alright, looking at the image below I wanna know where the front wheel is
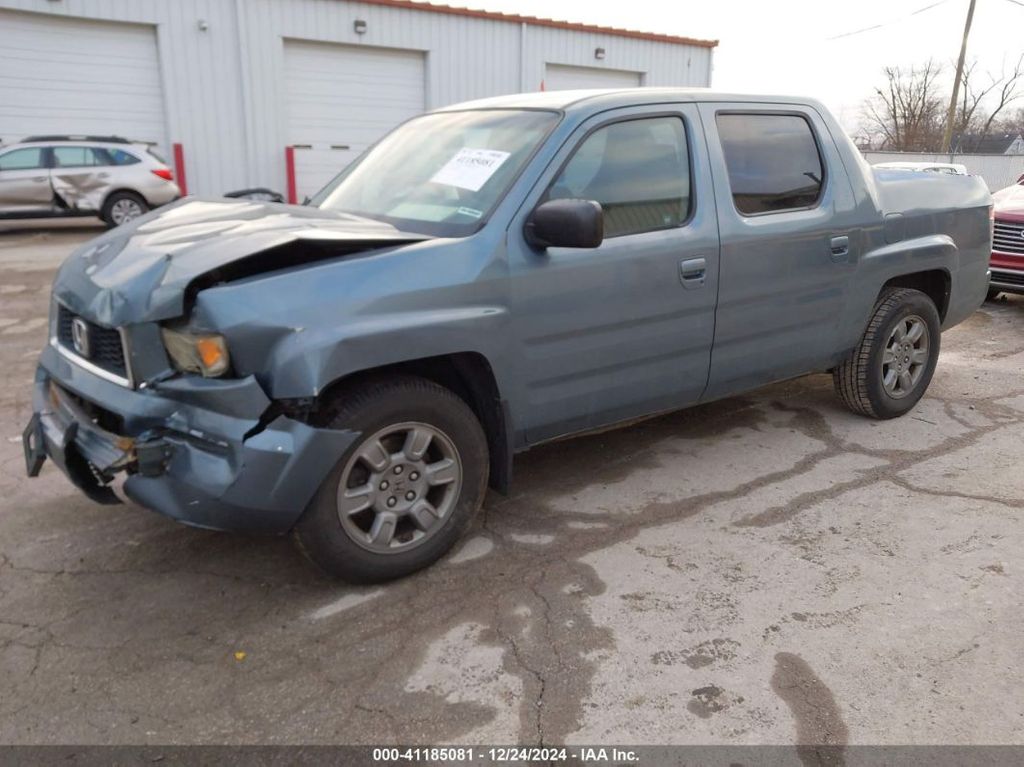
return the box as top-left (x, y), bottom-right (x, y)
top-left (833, 287), bottom-right (941, 419)
top-left (293, 376), bottom-right (489, 582)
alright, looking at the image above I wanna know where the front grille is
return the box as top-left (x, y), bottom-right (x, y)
top-left (56, 304), bottom-right (129, 380)
top-left (56, 383), bottom-right (127, 435)
top-left (993, 219), bottom-right (1024, 255)
top-left (992, 269), bottom-right (1024, 287)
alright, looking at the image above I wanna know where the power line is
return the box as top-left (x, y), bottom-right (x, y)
top-left (827, 0), bottom-right (950, 40)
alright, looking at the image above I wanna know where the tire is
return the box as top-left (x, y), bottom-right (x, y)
top-left (833, 287), bottom-right (941, 419)
top-left (986, 287), bottom-right (1002, 302)
top-left (101, 191), bottom-right (149, 227)
top-left (293, 376), bottom-right (489, 583)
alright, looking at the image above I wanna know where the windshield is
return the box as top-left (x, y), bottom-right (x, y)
top-left (314, 109), bottom-right (559, 236)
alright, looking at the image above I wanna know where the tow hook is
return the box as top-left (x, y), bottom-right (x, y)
top-left (135, 439), bottom-right (174, 477)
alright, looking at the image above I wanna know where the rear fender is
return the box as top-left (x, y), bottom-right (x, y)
top-left (838, 234), bottom-right (956, 353)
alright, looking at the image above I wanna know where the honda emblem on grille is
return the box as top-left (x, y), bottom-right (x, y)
top-left (70, 318), bottom-right (91, 358)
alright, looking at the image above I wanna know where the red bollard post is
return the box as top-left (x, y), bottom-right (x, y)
top-left (172, 143), bottom-right (188, 196)
top-left (285, 146), bottom-right (297, 204)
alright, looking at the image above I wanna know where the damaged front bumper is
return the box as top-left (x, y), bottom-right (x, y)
top-left (23, 344), bottom-right (357, 534)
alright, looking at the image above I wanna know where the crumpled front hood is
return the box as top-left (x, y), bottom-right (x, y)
top-left (53, 198), bottom-right (432, 326)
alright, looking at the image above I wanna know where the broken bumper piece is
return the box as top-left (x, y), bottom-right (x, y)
top-left (25, 347), bottom-right (357, 534)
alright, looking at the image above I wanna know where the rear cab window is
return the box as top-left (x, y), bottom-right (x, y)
top-left (715, 113), bottom-right (824, 215)
top-left (546, 115), bottom-right (691, 238)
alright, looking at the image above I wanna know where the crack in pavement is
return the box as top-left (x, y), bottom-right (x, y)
top-left (771, 651), bottom-right (848, 766)
top-left (735, 392), bottom-right (1024, 527)
top-left (7, 380), bottom-right (1024, 743)
top-left (2, 280), bottom-right (1024, 744)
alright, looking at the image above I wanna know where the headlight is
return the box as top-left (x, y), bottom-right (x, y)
top-left (161, 327), bottom-right (231, 377)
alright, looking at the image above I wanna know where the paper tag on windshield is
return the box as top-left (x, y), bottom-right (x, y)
top-left (430, 148), bottom-right (510, 192)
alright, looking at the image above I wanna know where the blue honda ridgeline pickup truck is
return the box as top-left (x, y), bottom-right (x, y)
top-left (24, 89), bottom-right (992, 582)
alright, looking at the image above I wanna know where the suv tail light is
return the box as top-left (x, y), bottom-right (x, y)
top-left (151, 168), bottom-right (174, 181)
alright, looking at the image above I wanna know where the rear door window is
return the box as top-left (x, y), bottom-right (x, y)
top-left (0, 147), bottom-right (47, 171)
top-left (52, 146), bottom-right (110, 168)
top-left (716, 113), bottom-right (824, 215)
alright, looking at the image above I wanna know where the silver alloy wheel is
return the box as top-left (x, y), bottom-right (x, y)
top-left (336, 421), bottom-right (462, 554)
top-left (110, 198), bottom-right (144, 225)
top-left (881, 314), bottom-right (930, 399)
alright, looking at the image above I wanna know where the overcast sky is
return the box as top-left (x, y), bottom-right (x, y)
top-left (436, 0), bottom-right (1022, 133)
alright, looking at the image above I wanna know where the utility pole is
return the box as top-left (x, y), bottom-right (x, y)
top-left (941, 0), bottom-right (977, 155)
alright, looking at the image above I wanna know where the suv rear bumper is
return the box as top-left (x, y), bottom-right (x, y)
top-left (143, 182), bottom-right (182, 207)
top-left (23, 346), bottom-right (356, 534)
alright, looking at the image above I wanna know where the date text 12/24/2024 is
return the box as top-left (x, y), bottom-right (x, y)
top-left (372, 747), bottom-right (640, 763)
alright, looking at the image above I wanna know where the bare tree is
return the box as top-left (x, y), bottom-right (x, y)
top-left (969, 54), bottom-right (1024, 148)
top-left (860, 56), bottom-right (1024, 152)
top-left (952, 61), bottom-right (988, 142)
top-left (995, 106), bottom-right (1024, 140)
top-left (861, 60), bottom-right (945, 151)
top-left (951, 55), bottom-right (1024, 150)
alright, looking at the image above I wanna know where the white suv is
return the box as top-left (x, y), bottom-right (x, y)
top-left (0, 135), bottom-right (181, 227)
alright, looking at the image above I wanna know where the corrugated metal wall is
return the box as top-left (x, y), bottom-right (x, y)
top-left (0, 0), bottom-right (251, 195)
top-left (0, 0), bottom-right (713, 195)
top-left (863, 151), bottom-right (1024, 192)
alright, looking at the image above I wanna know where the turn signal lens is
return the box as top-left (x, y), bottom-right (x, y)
top-left (161, 327), bottom-right (230, 377)
top-left (196, 337), bottom-right (226, 371)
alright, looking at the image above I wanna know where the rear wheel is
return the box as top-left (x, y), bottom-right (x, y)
top-left (293, 376), bottom-right (488, 582)
top-left (833, 287), bottom-right (941, 419)
top-left (101, 191), bottom-right (148, 227)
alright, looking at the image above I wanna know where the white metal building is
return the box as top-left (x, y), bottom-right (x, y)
top-left (0, 0), bottom-right (716, 198)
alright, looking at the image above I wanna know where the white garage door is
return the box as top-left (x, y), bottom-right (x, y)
top-left (0, 10), bottom-right (167, 150)
top-left (284, 40), bottom-right (426, 199)
top-left (545, 64), bottom-right (642, 91)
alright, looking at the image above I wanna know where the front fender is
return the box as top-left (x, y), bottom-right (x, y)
top-left (266, 305), bottom-right (509, 398)
top-left (189, 231), bottom-right (512, 400)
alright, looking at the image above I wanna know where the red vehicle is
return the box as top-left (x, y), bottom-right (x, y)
top-left (989, 176), bottom-right (1024, 299)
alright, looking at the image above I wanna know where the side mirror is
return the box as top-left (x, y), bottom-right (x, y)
top-left (525, 198), bottom-right (603, 249)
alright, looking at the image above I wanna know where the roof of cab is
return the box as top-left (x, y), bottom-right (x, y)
top-left (434, 88), bottom-right (824, 114)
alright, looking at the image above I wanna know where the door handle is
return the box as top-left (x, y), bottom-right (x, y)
top-left (829, 235), bottom-right (850, 262)
top-left (679, 257), bottom-right (707, 289)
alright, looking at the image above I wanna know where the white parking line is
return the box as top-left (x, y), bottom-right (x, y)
top-left (309, 589), bottom-right (384, 621)
top-left (447, 535), bottom-right (494, 564)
